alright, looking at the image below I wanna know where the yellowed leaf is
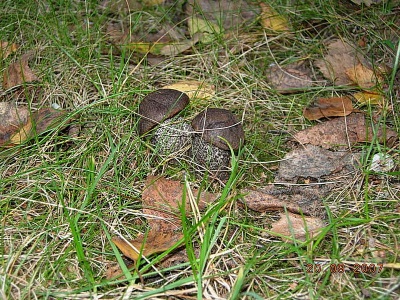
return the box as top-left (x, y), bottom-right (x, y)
top-left (345, 63), bottom-right (383, 89)
top-left (162, 80), bottom-right (215, 100)
top-left (270, 212), bottom-right (325, 242)
top-left (353, 91), bottom-right (384, 105)
top-left (188, 16), bottom-right (221, 44)
top-left (0, 41), bottom-right (18, 59)
top-left (259, 3), bottom-right (290, 32)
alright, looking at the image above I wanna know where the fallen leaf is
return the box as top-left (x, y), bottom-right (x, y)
top-left (0, 103), bottom-right (66, 147)
top-left (345, 63), bottom-right (383, 89)
top-left (242, 187), bottom-right (322, 216)
top-left (276, 144), bottom-right (360, 181)
top-left (259, 3), bottom-right (290, 32)
top-left (0, 102), bottom-right (29, 146)
top-left (0, 41), bottom-right (18, 59)
top-left (3, 52), bottom-right (39, 89)
top-left (162, 80), bottom-right (215, 99)
top-left (270, 212), bottom-right (325, 242)
top-left (188, 16), bottom-right (222, 44)
top-left (294, 113), bottom-right (398, 149)
top-left (303, 96), bottom-right (353, 120)
top-left (266, 63), bottom-right (313, 93)
top-left (112, 230), bottom-right (183, 261)
top-left (113, 176), bottom-right (218, 261)
top-left (352, 91), bottom-right (384, 105)
top-left (314, 39), bottom-right (368, 86)
top-left (185, 0), bottom-right (258, 32)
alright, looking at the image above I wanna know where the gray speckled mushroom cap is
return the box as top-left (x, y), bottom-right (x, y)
top-left (191, 108), bottom-right (245, 151)
top-left (138, 89), bottom-right (190, 136)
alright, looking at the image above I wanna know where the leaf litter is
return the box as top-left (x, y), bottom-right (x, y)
top-left (110, 176), bottom-right (218, 277)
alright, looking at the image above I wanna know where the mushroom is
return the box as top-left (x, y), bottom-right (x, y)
top-left (138, 89), bottom-right (193, 157)
top-left (191, 108), bottom-right (245, 181)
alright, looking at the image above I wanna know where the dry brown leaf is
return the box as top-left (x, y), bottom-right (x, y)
top-left (243, 185), bottom-right (323, 216)
top-left (112, 176), bottom-right (218, 262)
top-left (0, 41), bottom-right (18, 59)
top-left (3, 52), bottom-right (39, 89)
top-left (259, 3), bottom-right (290, 32)
top-left (0, 103), bottom-right (66, 147)
top-left (277, 144), bottom-right (359, 181)
top-left (266, 63), bottom-right (313, 93)
top-left (0, 102), bottom-right (29, 146)
top-left (270, 212), bottom-right (325, 242)
top-left (314, 39), bottom-right (368, 86)
top-left (303, 96), bottom-right (353, 120)
top-left (294, 113), bottom-right (398, 149)
top-left (352, 91), bottom-right (384, 105)
top-left (345, 63), bottom-right (383, 89)
top-left (112, 230), bottom-right (183, 261)
top-left (162, 80), bottom-right (215, 100)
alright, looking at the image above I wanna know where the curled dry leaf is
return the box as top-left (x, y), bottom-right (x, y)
top-left (266, 62), bottom-right (313, 93)
top-left (0, 103), bottom-right (65, 147)
top-left (259, 2), bottom-right (290, 32)
top-left (112, 176), bottom-right (218, 262)
top-left (162, 80), bottom-right (215, 100)
top-left (270, 212), bottom-right (325, 242)
top-left (3, 52), bottom-right (39, 89)
top-left (314, 39), bottom-right (368, 86)
top-left (294, 113), bottom-right (398, 149)
top-left (0, 41), bottom-right (18, 59)
top-left (303, 96), bottom-right (353, 120)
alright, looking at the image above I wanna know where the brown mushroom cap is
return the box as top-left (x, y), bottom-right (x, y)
top-left (138, 89), bottom-right (190, 136)
top-left (191, 108), bottom-right (244, 151)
